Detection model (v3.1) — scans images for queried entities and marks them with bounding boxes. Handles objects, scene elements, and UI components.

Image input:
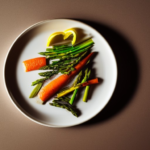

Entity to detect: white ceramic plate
[4,19,117,127]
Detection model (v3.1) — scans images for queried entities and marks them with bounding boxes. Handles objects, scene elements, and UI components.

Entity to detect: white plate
[3,19,117,127]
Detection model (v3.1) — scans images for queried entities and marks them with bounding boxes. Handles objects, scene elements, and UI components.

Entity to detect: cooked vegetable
[69,71,83,105]
[72,71,83,86]
[29,83,43,98]
[59,52,87,74]
[38,52,94,103]
[23,29,100,118]
[83,69,91,102]
[31,77,49,86]
[54,96,70,103]
[49,101,78,117]
[39,51,88,74]
[39,38,94,57]
[57,78,99,98]
[38,71,58,77]
[32,51,87,86]
[23,57,46,72]
[31,71,58,86]
[69,69,89,105]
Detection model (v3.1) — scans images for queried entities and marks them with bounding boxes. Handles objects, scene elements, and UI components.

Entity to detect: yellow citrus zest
[46,32,64,46]
[64,28,77,45]
[46,28,77,46]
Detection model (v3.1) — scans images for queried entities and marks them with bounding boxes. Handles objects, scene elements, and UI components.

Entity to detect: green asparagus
[38,70,58,77]
[31,77,49,86]
[83,69,91,102]
[59,51,88,74]
[43,38,94,55]
[69,71,83,105]
[49,102,78,117]
[29,82,43,98]
[54,96,70,103]
[39,45,92,59]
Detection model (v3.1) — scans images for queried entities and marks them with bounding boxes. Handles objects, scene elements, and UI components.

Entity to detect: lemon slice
[46,32,64,46]
[64,28,77,45]
[46,28,77,46]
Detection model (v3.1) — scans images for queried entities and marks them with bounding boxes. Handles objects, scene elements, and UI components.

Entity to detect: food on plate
[46,32,64,47]
[29,83,43,98]
[31,71,58,86]
[69,68,91,104]
[46,28,77,46]
[30,38,94,86]
[38,52,94,104]
[57,78,99,98]
[23,57,46,72]
[41,38,94,60]
[49,101,78,117]
[63,28,77,45]
[69,70,83,105]
[23,27,100,117]
[83,69,91,102]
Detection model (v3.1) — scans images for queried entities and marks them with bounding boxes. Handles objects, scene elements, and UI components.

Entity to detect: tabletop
[1,0,150,150]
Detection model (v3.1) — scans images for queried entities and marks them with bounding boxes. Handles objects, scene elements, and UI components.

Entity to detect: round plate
[4,19,117,127]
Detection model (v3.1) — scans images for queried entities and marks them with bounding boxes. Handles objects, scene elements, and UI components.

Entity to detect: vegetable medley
[23,28,99,117]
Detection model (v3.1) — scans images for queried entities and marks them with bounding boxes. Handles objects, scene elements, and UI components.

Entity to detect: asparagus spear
[39,39,94,57]
[38,65,54,70]
[39,45,92,58]
[59,67,75,75]
[46,45,71,52]
[51,59,75,65]
[59,51,88,74]
[83,69,91,102]
[44,52,84,61]
[47,59,78,70]
[29,82,43,98]
[31,77,49,86]
[54,96,70,103]
[38,70,58,77]
[38,51,87,71]
[73,71,83,86]
[49,102,78,117]
[39,51,87,75]
[69,71,83,105]
[69,68,89,104]
[44,38,94,54]
[32,71,58,86]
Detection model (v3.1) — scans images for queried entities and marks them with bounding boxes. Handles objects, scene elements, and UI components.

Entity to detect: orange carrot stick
[23,57,46,72]
[81,78,99,87]
[38,52,94,103]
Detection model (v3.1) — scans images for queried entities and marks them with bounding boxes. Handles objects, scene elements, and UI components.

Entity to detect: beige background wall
[1,0,150,150]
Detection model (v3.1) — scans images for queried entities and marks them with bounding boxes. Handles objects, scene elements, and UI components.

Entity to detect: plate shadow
[71,19,140,126]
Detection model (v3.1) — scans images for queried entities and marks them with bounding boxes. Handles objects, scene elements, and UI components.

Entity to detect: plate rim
[3,19,118,127]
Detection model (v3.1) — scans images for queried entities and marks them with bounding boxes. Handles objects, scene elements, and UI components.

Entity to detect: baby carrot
[38,52,94,104]
[23,57,46,72]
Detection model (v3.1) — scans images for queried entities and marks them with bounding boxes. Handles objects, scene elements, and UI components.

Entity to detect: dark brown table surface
[1,0,150,150]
